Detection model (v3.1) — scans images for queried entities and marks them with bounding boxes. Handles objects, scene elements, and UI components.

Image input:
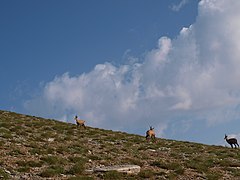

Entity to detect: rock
[48,138,55,142]
[91,165,141,175]
[159,147,171,151]
[4,169,11,174]
[148,149,156,152]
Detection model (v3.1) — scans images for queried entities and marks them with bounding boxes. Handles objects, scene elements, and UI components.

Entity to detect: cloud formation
[171,0,190,12]
[25,0,240,140]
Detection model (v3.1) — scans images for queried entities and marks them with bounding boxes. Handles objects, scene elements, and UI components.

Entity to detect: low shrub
[39,165,64,177]
[103,170,124,180]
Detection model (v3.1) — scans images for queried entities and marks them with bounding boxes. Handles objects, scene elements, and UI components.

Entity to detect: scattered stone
[20,175,29,179]
[159,147,171,151]
[148,149,156,152]
[48,138,55,142]
[4,169,11,174]
[60,173,67,177]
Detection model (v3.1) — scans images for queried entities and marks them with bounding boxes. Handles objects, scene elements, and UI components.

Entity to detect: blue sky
[1,0,197,110]
[1,0,240,146]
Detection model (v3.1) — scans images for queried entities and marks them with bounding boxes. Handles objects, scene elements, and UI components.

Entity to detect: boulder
[88,165,141,175]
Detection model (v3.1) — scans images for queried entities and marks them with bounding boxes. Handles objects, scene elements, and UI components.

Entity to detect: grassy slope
[1,110,240,179]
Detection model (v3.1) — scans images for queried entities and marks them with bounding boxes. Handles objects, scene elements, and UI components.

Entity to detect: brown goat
[224,134,239,148]
[146,126,155,141]
[75,115,86,129]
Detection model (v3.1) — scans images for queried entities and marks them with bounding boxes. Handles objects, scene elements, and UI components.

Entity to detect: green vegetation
[1,110,240,179]
[103,170,124,179]
[138,169,155,178]
[40,165,65,177]
[0,168,10,179]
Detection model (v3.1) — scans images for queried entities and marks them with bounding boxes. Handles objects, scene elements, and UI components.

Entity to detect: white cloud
[25,0,240,140]
[171,0,190,12]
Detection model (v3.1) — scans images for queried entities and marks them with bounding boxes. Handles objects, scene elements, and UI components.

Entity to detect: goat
[224,134,239,148]
[146,126,155,141]
[74,115,86,129]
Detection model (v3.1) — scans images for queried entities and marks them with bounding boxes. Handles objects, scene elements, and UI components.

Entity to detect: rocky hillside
[1,110,240,179]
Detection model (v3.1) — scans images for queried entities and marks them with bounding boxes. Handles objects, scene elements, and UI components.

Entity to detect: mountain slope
[0,110,240,179]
